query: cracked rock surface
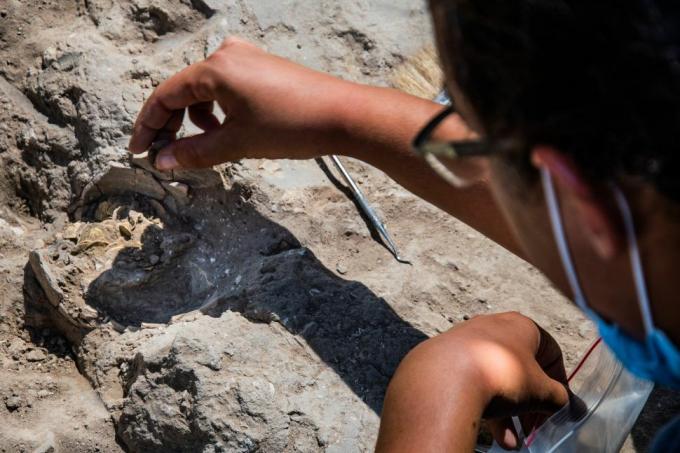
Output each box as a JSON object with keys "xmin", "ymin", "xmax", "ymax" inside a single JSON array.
[{"xmin": 4, "ymin": 1, "xmax": 672, "ymax": 453}]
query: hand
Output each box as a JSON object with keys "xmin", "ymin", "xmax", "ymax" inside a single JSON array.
[
  {"xmin": 128, "ymin": 37, "xmax": 353, "ymax": 170},
  {"xmin": 480, "ymin": 314, "xmax": 569, "ymax": 449},
  {"xmin": 376, "ymin": 312, "xmax": 569, "ymax": 452}
]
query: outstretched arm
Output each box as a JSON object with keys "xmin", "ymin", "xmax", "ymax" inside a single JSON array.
[{"xmin": 129, "ymin": 37, "xmax": 523, "ymax": 257}]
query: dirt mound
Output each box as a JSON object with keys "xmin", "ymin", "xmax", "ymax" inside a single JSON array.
[
  {"xmin": 26, "ymin": 158, "xmax": 429, "ymax": 450},
  {"xmin": 6, "ymin": 1, "xmax": 671, "ymax": 453}
]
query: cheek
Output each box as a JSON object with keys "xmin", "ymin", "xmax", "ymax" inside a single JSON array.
[
  {"xmin": 487, "ymin": 164, "xmax": 561, "ymax": 277},
  {"xmin": 487, "ymin": 170, "xmax": 532, "ymax": 244},
  {"xmin": 436, "ymin": 156, "xmax": 489, "ymax": 187}
]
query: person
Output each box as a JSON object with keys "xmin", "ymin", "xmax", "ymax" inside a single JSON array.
[{"xmin": 128, "ymin": 0, "xmax": 680, "ymax": 450}]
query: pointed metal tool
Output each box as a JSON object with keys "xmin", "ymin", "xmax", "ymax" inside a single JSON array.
[
  {"xmin": 329, "ymin": 155, "xmax": 411, "ymax": 264},
  {"xmin": 324, "ymin": 90, "xmax": 451, "ymax": 265}
]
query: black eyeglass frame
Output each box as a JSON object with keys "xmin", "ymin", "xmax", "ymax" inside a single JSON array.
[
  {"xmin": 412, "ymin": 105, "xmax": 522, "ymax": 186},
  {"xmin": 412, "ymin": 106, "xmax": 492, "ymax": 159}
]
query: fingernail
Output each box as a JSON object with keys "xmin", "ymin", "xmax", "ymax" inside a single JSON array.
[{"xmin": 156, "ymin": 151, "xmax": 179, "ymax": 171}]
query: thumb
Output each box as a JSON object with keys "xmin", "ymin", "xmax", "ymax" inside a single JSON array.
[{"xmin": 155, "ymin": 127, "xmax": 233, "ymax": 170}]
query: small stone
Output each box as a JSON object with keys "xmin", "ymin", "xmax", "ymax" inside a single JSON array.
[
  {"xmin": 463, "ymin": 315, "xmax": 471, "ymax": 321},
  {"xmin": 149, "ymin": 254, "xmax": 160, "ymax": 265},
  {"xmin": 336, "ymin": 262, "xmax": 348, "ymax": 275},
  {"xmin": 94, "ymin": 201, "xmax": 112, "ymax": 221},
  {"xmin": 110, "ymin": 320, "xmax": 126, "ymax": 333},
  {"xmin": 7, "ymin": 338, "xmax": 28, "ymax": 356},
  {"xmin": 37, "ymin": 390, "xmax": 52, "ymax": 398},
  {"xmin": 118, "ymin": 223, "xmax": 133, "ymax": 240},
  {"xmin": 26, "ymin": 349, "xmax": 48, "ymax": 362},
  {"xmin": 4, "ymin": 396, "xmax": 22, "ymax": 411},
  {"xmin": 128, "ymin": 210, "xmax": 141, "ymax": 226},
  {"xmin": 62, "ymin": 223, "xmax": 82, "ymax": 242}
]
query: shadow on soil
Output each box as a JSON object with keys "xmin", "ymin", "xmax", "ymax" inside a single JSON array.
[
  {"xmin": 81, "ymin": 182, "xmax": 428, "ymax": 414},
  {"xmin": 22, "ymin": 179, "xmax": 679, "ymax": 448},
  {"xmin": 631, "ymin": 386, "xmax": 680, "ymax": 451}
]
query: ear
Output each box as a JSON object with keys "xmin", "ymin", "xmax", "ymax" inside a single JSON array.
[{"xmin": 531, "ymin": 146, "xmax": 625, "ymax": 260}]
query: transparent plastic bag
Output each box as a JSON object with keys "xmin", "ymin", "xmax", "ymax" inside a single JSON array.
[{"xmin": 486, "ymin": 339, "xmax": 654, "ymax": 453}]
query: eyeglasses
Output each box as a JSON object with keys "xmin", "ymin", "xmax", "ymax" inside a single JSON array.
[{"xmin": 412, "ymin": 105, "xmax": 494, "ymax": 187}]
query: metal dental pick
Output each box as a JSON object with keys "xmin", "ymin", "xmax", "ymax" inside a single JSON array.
[
  {"xmin": 324, "ymin": 90, "xmax": 452, "ymax": 265},
  {"xmin": 329, "ymin": 155, "xmax": 411, "ymax": 265}
]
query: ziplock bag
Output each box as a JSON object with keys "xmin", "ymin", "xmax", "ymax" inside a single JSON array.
[{"xmin": 486, "ymin": 338, "xmax": 654, "ymax": 453}]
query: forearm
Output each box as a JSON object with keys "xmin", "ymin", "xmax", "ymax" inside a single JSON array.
[
  {"xmin": 376, "ymin": 332, "xmax": 490, "ymax": 453},
  {"xmin": 377, "ymin": 385, "xmax": 485, "ymax": 453},
  {"xmin": 327, "ymin": 83, "xmax": 525, "ymax": 259}
]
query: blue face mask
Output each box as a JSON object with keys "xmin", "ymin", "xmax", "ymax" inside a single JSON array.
[{"xmin": 541, "ymin": 169, "xmax": 680, "ymax": 390}]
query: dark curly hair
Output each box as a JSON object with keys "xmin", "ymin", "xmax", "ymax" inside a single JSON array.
[{"xmin": 430, "ymin": 0, "xmax": 680, "ymax": 202}]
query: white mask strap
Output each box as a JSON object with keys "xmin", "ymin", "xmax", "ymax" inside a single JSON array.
[
  {"xmin": 541, "ymin": 167, "xmax": 654, "ymax": 335},
  {"xmin": 611, "ymin": 186, "xmax": 654, "ymax": 335},
  {"xmin": 541, "ymin": 169, "xmax": 589, "ymax": 311}
]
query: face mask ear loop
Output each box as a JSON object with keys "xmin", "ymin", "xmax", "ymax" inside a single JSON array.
[
  {"xmin": 611, "ymin": 186, "xmax": 654, "ymax": 336},
  {"xmin": 541, "ymin": 168, "xmax": 589, "ymax": 311}
]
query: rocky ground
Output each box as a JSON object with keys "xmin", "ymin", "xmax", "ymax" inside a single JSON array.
[{"xmin": 0, "ymin": 1, "xmax": 677, "ymax": 452}]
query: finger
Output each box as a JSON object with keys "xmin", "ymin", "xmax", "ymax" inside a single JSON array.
[
  {"xmin": 566, "ymin": 390, "xmax": 588, "ymax": 421},
  {"xmin": 530, "ymin": 372, "xmax": 570, "ymax": 414},
  {"xmin": 155, "ymin": 127, "xmax": 229, "ymax": 170},
  {"xmin": 129, "ymin": 62, "xmax": 216, "ymax": 153},
  {"xmin": 129, "ymin": 99, "xmax": 174, "ymax": 153},
  {"xmin": 488, "ymin": 418, "xmax": 519, "ymax": 451},
  {"xmin": 164, "ymin": 108, "xmax": 186, "ymax": 134},
  {"xmin": 145, "ymin": 109, "xmax": 185, "ymax": 158},
  {"xmin": 527, "ymin": 327, "xmax": 570, "ymax": 415},
  {"xmin": 534, "ymin": 324, "xmax": 568, "ymax": 385},
  {"xmin": 189, "ymin": 101, "xmax": 221, "ymax": 131}
]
